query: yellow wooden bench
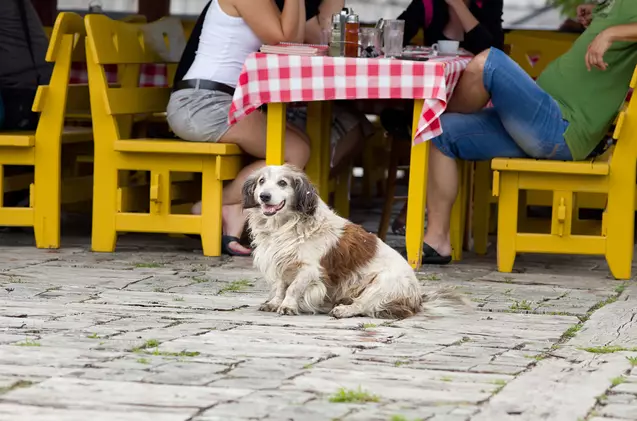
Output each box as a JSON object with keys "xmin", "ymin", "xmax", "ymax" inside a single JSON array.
[
  {"xmin": 0, "ymin": 12, "xmax": 93, "ymax": 248},
  {"xmin": 84, "ymin": 14, "xmax": 243, "ymax": 256},
  {"xmin": 490, "ymin": 66, "xmax": 637, "ymax": 280}
]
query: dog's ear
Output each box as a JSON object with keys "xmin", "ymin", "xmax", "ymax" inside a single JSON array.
[
  {"xmin": 242, "ymin": 173, "xmax": 259, "ymax": 209},
  {"xmin": 292, "ymin": 172, "xmax": 318, "ymax": 216}
]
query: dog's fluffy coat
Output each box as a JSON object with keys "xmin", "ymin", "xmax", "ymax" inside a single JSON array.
[{"xmin": 243, "ymin": 164, "xmax": 465, "ymax": 319}]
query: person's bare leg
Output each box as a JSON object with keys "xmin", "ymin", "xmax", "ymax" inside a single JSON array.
[
  {"xmin": 422, "ymin": 143, "xmax": 458, "ymax": 257},
  {"xmin": 192, "ymin": 111, "xmax": 311, "ymax": 254},
  {"xmin": 330, "ymin": 124, "xmax": 364, "ymax": 178},
  {"xmin": 446, "ymin": 49, "xmax": 491, "ymax": 114}
]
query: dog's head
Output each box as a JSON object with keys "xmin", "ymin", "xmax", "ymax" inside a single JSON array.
[{"xmin": 242, "ymin": 164, "xmax": 318, "ymax": 217}]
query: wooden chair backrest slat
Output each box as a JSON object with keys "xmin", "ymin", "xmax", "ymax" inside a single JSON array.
[
  {"xmin": 86, "ymin": 14, "xmax": 180, "ymax": 65},
  {"xmin": 106, "ymin": 88, "xmax": 171, "ymax": 115}
]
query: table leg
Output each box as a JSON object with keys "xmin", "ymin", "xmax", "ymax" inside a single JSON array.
[
  {"xmin": 266, "ymin": 103, "xmax": 286, "ymax": 166},
  {"xmin": 405, "ymin": 99, "xmax": 428, "ymax": 270},
  {"xmin": 306, "ymin": 101, "xmax": 332, "ymax": 201},
  {"xmin": 319, "ymin": 101, "xmax": 332, "ymax": 203}
]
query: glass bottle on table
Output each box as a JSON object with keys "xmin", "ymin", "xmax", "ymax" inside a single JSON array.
[{"xmin": 345, "ymin": 14, "xmax": 359, "ymax": 58}]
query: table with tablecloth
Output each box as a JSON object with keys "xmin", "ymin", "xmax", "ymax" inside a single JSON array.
[{"xmin": 229, "ymin": 52, "xmax": 471, "ymax": 269}]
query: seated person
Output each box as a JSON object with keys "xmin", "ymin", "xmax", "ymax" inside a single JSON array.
[
  {"xmin": 0, "ymin": 0, "xmax": 52, "ymax": 130},
  {"xmin": 421, "ymin": 0, "xmax": 637, "ymax": 264},
  {"xmin": 167, "ymin": 0, "xmax": 311, "ymax": 256},
  {"xmin": 383, "ymin": 0, "xmax": 504, "ymax": 235},
  {"xmin": 275, "ymin": 0, "xmax": 375, "ymax": 177},
  {"xmin": 399, "ymin": 0, "xmax": 504, "ymax": 54}
]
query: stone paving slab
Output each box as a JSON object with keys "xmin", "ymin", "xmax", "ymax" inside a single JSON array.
[{"xmin": 0, "ymin": 230, "xmax": 635, "ymax": 420}]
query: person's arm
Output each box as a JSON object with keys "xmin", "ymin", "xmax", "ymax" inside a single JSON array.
[
  {"xmin": 604, "ymin": 23, "xmax": 637, "ymax": 42},
  {"xmin": 586, "ymin": 23, "xmax": 637, "ymax": 71},
  {"xmin": 451, "ymin": 0, "xmax": 504, "ymax": 54},
  {"xmin": 234, "ymin": 0, "xmax": 301, "ymax": 45},
  {"xmin": 294, "ymin": 0, "xmax": 307, "ymax": 42},
  {"xmin": 398, "ymin": 0, "xmax": 426, "ymax": 47},
  {"xmin": 305, "ymin": 0, "xmax": 344, "ymax": 44}
]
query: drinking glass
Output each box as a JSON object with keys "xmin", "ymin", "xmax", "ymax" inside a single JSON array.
[
  {"xmin": 382, "ymin": 19, "xmax": 405, "ymax": 58},
  {"xmin": 360, "ymin": 27, "xmax": 381, "ymax": 58}
]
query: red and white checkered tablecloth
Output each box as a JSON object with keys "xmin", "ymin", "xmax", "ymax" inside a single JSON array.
[
  {"xmin": 69, "ymin": 63, "xmax": 168, "ymax": 87},
  {"xmin": 229, "ymin": 53, "xmax": 471, "ymax": 144}
]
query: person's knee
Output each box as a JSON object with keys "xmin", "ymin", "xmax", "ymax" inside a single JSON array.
[
  {"xmin": 285, "ymin": 136, "xmax": 311, "ymax": 169},
  {"xmin": 467, "ymin": 49, "xmax": 490, "ymax": 76}
]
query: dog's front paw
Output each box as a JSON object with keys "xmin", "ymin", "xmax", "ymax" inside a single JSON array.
[
  {"xmin": 259, "ymin": 299, "xmax": 282, "ymax": 312},
  {"xmin": 277, "ymin": 302, "xmax": 299, "ymax": 316},
  {"xmin": 329, "ymin": 304, "xmax": 359, "ymax": 319}
]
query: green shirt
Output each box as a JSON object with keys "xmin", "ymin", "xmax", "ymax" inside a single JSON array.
[{"xmin": 536, "ymin": 0, "xmax": 637, "ymax": 160}]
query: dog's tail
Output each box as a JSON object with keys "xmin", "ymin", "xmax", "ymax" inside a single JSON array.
[{"xmin": 420, "ymin": 286, "xmax": 470, "ymax": 316}]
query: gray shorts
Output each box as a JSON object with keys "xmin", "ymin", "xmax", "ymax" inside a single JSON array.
[{"xmin": 166, "ymin": 88, "xmax": 232, "ymax": 142}]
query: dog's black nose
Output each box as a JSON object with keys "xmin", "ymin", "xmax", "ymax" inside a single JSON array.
[{"xmin": 259, "ymin": 192, "xmax": 271, "ymax": 203}]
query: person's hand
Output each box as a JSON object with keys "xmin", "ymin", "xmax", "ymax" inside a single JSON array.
[
  {"xmin": 577, "ymin": 3, "xmax": 595, "ymax": 28},
  {"xmin": 586, "ymin": 29, "xmax": 612, "ymax": 71},
  {"xmin": 444, "ymin": 0, "xmax": 468, "ymax": 9}
]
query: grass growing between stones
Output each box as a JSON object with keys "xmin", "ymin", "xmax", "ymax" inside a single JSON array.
[
  {"xmin": 218, "ymin": 279, "xmax": 253, "ymax": 295},
  {"xmin": 627, "ymin": 356, "xmax": 637, "ymax": 366},
  {"xmin": 580, "ymin": 345, "xmax": 637, "ymax": 354},
  {"xmin": 390, "ymin": 416, "xmax": 422, "ymax": 421},
  {"xmin": 15, "ymin": 338, "xmax": 40, "ymax": 347},
  {"xmin": 131, "ymin": 339, "xmax": 200, "ymax": 358},
  {"xmin": 134, "ymin": 262, "xmax": 163, "ymax": 268},
  {"xmin": 87, "ymin": 333, "xmax": 100, "ymax": 339},
  {"xmin": 509, "ymin": 300, "xmax": 533, "ymax": 311},
  {"xmin": 329, "ymin": 387, "xmax": 379, "ymax": 403},
  {"xmin": 561, "ymin": 324, "xmax": 582, "ymax": 341},
  {"xmin": 0, "ymin": 380, "xmax": 33, "ymax": 395},
  {"xmin": 611, "ymin": 376, "xmax": 626, "ymax": 387}
]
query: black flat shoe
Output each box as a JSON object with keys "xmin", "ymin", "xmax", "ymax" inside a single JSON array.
[{"xmin": 421, "ymin": 242, "xmax": 452, "ymax": 265}]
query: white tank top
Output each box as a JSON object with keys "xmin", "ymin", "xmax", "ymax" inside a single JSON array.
[{"xmin": 184, "ymin": 0, "xmax": 262, "ymax": 87}]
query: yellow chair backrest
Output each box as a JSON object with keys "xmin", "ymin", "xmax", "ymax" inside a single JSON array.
[
  {"xmin": 505, "ymin": 31, "xmax": 575, "ymax": 79},
  {"xmin": 85, "ymin": 14, "xmax": 176, "ymax": 142},
  {"xmin": 610, "ymin": 66, "xmax": 637, "ymax": 161},
  {"xmin": 34, "ymin": 12, "xmax": 90, "ymax": 119}
]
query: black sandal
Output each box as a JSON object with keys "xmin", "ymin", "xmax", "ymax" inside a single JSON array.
[
  {"xmin": 421, "ymin": 242, "xmax": 452, "ymax": 265},
  {"xmin": 221, "ymin": 235, "xmax": 252, "ymax": 257},
  {"xmin": 185, "ymin": 234, "xmax": 252, "ymax": 257}
]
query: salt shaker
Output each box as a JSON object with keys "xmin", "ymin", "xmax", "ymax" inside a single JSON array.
[{"xmin": 329, "ymin": 13, "xmax": 342, "ymax": 57}]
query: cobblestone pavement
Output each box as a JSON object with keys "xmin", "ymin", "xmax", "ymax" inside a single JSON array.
[{"xmin": 0, "ymin": 213, "xmax": 635, "ymax": 421}]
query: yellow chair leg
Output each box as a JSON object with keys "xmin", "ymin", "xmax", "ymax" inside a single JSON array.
[
  {"xmin": 33, "ymin": 132, "xmax": 62, "ymax": 250},
  {"xmin": 91, "ymin": 160, "xmax": 118, "ymax": 253},
  {"xmin": 605, "ymin": 178, "xmax": 635, "ymax": 280},
  {"xmin": 405, "ymin": 99, "xmax": 427, "ymax": 269},
  {"xmin": 200, "ymin": 157, "xmax": 223, "ymax": 257},
  {"xmin": 472, "ymin": 161, "xmax": 491, "ymax": 255},
  {"xmin": 306, "ymin": 101, "xmax": 323, "ymax": 188},
  {"xmin": 450, "ymin": 161, "xmax": 469, "ymax": 261},
  {"xmin": 497, "ymin": 172, "xmax": 519, "ymax": 273},
  {"xmin": 319, "ymin": 102, "xmax": 332, "ymax": 203},
  {"xmin": 334, "ymin": 165, "xmax": 351, "ymax": 219},
  {"xmin": 266, "ymin": 103, "xmax": 286, "ymax": 166}
]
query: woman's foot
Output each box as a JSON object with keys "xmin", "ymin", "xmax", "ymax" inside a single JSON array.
[
  {"xmin": 190, "ymin": 201, "xmax": 252, "ymax": 255},
  {"xmin": 422, "ymin": 234, "xmax": 452, "ymax": 262},
  {"xmin": 222, "ymin": 204, "xmax": 252, "ymax": 255}
]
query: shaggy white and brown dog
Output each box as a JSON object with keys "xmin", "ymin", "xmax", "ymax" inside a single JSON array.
[{"xmin": 242, "ymin": 164, "xmax": 466, "ymax": 319}]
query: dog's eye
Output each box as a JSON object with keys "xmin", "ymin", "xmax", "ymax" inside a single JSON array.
[
  {"xmin": 277, "ymin": 180, "xmax": 288, "ymax": 188},
  {"xmin": 258, "ymin": 178, "xmax": 265, "ymax": 185}
]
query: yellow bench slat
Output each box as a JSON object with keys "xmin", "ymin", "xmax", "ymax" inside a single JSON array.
[
  {"xmin": 0, "ymin": 133, "xmax": 35, "ymax": 147},
  {"xmin": 114, "ymin": 139, "xmax": 243, "ymax": 155},
  {"xmin": 491, "ymin": 158, "xmax": 609, "ymax": 175}
]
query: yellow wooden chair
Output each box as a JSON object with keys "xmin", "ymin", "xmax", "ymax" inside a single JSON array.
[
  {"xmin": 490, "ymin": 66, "xmax": 637, "ymax": 280},
  {"xmin": 84, "ymin": 14, "xmax": 243, "ymax": 256},
  {"xmin": 0, "ymin": 12, "xmax": 93, "ymax": 248}
]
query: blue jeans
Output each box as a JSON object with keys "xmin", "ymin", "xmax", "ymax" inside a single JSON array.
[{"xmin": 431, "ymin": 48, "xmax": 573, "ymax": 161}]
